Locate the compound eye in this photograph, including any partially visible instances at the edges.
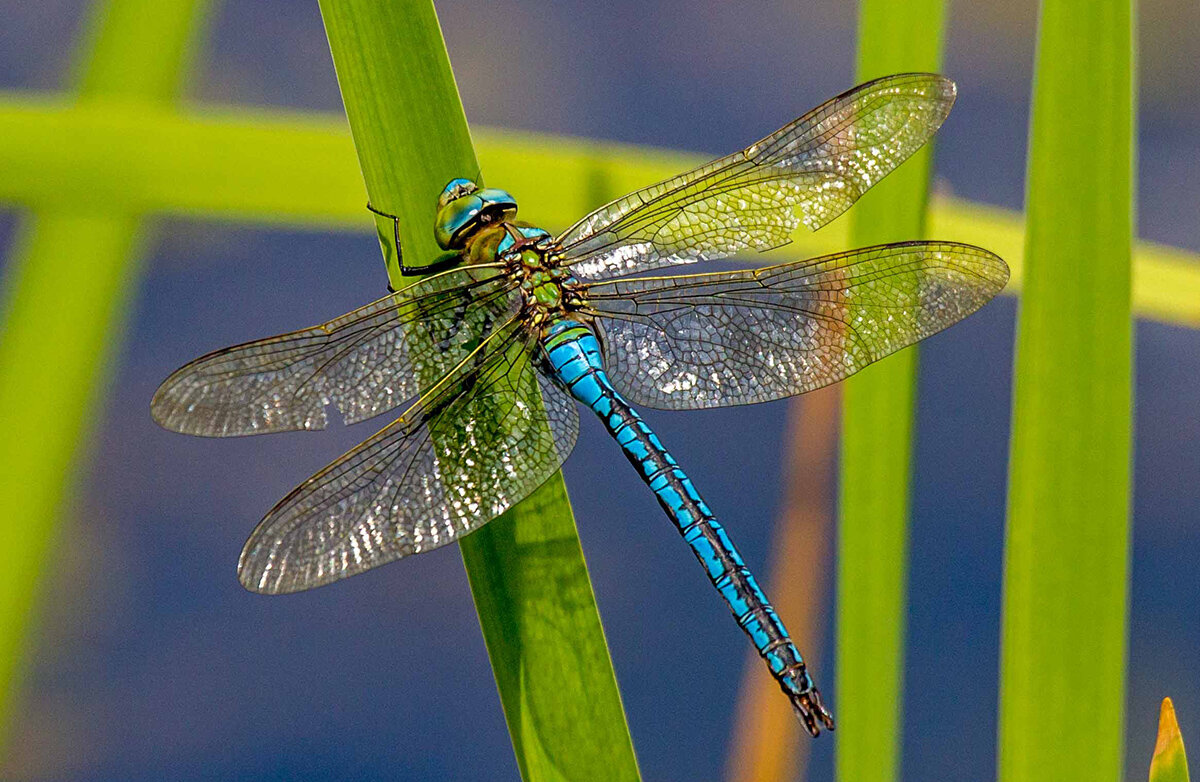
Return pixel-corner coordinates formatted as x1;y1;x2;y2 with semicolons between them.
438;177;478;208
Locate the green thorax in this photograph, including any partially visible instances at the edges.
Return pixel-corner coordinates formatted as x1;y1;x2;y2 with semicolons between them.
433;179;577;315
524;266;563;308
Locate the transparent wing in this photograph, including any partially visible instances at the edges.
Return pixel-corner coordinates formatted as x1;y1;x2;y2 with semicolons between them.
151;264;520;436
581;242;1008;410
237;323;579;594
555;73;956;280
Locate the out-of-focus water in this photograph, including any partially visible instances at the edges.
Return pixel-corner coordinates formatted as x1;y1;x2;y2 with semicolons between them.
1;1;1197;779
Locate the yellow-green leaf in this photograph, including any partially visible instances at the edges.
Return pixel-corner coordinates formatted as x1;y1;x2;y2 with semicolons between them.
1150;698;1191;782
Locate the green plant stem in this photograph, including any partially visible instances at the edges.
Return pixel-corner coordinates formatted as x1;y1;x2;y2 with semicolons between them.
837;2;946;780
0;0;210;748
315;2;638;779
998;0;1134;779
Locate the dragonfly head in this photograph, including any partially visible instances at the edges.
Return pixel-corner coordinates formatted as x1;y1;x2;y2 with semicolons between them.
434;179;519;250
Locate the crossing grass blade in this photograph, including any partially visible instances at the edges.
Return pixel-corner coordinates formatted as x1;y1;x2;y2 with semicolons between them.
0;0;210;749
1150;699;1192;782
1;102;1196;330
315;2;639;779
837;1;946;779
997;0;1135;779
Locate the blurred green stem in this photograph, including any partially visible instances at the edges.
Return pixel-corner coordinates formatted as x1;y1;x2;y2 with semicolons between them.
837;1;946;780
0;0;211;748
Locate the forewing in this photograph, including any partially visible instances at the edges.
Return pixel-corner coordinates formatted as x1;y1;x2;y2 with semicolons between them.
151;266;520;436
237;325;580;594
582;242;1008;410
555;73;956;280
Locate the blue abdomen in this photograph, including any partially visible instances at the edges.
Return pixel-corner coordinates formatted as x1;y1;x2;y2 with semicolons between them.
542;318;612;409
539;317;828;732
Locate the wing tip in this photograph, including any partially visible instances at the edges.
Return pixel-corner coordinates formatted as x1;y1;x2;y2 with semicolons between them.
149;388;174;431
868;72;958;119
149;383;207;436
150;367;193;431
919;240;1011;296
936;75;958;108
954;242;1011;293
863;71;956;97
987;251;1012;291
237;541;299;596
149;373;332;437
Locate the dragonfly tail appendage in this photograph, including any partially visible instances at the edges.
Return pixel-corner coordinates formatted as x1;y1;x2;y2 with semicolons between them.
790;682;836;737
543;318;834;733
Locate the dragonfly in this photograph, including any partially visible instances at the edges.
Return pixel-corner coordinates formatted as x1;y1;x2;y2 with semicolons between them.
152;72;1008;736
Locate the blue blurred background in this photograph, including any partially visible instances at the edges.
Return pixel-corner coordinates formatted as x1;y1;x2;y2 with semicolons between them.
1;0;1197;779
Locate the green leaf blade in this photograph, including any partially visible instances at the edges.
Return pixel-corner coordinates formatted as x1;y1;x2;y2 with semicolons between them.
997;0;1135;779
837;2;947;780
315;2;639;779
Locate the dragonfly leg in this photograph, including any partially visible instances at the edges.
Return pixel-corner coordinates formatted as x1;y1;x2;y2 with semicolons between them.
366;203;467;278
366;202;408;283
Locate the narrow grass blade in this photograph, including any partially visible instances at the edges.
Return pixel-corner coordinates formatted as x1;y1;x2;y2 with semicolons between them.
315;2;638;779
998;0;1135;779
1150;699;1191;782
838;1;946;780
0;0;210;748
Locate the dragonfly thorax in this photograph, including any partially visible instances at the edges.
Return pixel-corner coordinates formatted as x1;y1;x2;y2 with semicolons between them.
504;236;582;315
520;267;564;308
